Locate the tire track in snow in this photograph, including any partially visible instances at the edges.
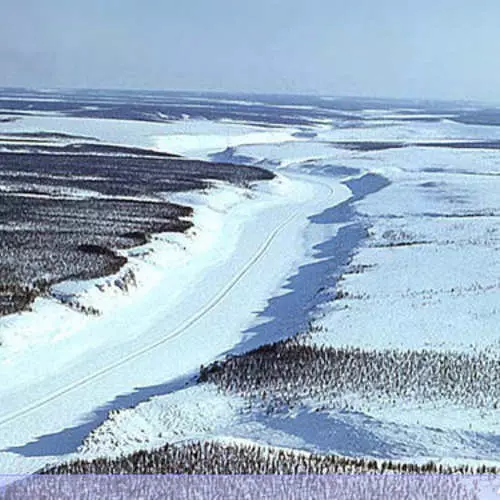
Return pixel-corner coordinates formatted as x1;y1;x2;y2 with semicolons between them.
0;177;335;428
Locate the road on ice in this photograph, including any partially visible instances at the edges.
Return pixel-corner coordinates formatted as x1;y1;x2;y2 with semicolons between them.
0;171;351;474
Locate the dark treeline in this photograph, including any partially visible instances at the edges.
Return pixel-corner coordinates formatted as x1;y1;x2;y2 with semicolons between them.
200;335;500;410
0;152;274;197
42;441;498;475
0;151;274;316
0;196;191;316
0;282;47;317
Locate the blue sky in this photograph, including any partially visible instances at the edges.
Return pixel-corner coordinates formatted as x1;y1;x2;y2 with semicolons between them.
1;0;500;101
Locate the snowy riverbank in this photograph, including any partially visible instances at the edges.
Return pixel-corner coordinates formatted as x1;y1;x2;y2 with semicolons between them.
0;167;350;475
70;113;500;470
1;92;499;475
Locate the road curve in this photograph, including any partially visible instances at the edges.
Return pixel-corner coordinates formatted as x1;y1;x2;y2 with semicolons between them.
0;171;344;474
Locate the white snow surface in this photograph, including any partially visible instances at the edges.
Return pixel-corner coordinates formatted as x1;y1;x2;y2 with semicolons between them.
80;382;500;468
1;107;500;473
0;114;299;158
0;116;350;474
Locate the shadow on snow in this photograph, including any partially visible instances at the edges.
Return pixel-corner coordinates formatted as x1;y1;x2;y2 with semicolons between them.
7;171;391;459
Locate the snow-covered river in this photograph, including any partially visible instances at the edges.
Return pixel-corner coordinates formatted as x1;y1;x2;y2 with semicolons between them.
1;92;499;473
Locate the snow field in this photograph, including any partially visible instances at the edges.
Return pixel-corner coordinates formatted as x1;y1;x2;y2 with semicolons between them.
2;101;500;474
80;116;500;469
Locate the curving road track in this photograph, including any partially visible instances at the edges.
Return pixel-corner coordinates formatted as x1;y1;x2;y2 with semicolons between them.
0;171;347;474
